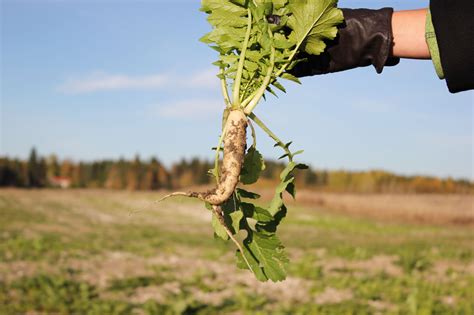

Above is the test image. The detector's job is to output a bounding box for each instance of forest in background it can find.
[0,148,472,194]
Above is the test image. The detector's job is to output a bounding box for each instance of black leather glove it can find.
[291,8,400,76]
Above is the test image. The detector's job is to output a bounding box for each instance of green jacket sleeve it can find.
[430,0,474,93]
[425,10,445,79]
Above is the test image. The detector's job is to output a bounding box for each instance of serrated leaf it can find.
[240,147,265,185]
[236,230,289,282]
[268,176,294,216]
[268,162,307,215]
[287,0,343,55]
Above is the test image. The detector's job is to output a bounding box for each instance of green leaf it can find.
[240,202,273,223]
[272,80,286,93]
[201,0,247,14]
[236,188,261,199]
[273,0,289,10]
[210,196,243,237]
[236,229,289,282]
[268,162,307,215]
[254,206,274,223]
[273,33,295,49]
[281,72,301,84]
[212,212,229,240]
[287,0,343,55]
[265,86,277,98]
[230,211,244,233]
[240,147,265,185]
[256,204,287,234]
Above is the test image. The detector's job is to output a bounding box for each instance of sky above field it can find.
[1,0,473,180]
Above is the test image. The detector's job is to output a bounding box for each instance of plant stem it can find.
[243,33,276,114]
[220,67,231,108]
[248,113,293,162]
[248,119,257,149]
[232,8,252,108]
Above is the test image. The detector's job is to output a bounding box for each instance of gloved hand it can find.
[290,8,400,76]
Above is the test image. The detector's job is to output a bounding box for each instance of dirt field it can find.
[0,189,473,314]
[296,191,474,226]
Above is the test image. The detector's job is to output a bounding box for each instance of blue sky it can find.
[1,0,472,180]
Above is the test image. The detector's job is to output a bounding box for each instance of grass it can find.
[0,189,473,314]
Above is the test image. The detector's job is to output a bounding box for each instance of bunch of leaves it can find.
[199,0,343,282]
[200,0,343,112]
[208,140,308,282]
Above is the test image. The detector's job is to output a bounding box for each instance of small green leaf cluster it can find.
[200,0,343,112]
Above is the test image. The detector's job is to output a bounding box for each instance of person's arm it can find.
[291,5,473,93]
[290,8,401,77]
[291,8,433,75]
[391,9,430,59]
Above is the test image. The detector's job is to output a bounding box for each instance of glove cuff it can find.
[340,7,400,74]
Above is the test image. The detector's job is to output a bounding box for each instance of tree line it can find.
[0,148,472,194]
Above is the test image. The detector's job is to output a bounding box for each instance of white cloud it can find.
[155,99,224,119]
[58,72,167,93]
[186,68,219,89]
[58,68,219,93]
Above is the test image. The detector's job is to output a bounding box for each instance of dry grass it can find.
[294,191,474,226]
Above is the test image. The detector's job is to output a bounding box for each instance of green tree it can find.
[27,147,41,187]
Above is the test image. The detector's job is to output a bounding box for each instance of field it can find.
[0,189,473,314]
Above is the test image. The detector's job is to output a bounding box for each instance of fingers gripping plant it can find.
[161,0,342,282]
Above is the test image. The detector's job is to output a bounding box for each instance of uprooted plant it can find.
[160,0,343,282]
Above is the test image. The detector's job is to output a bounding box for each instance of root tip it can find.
[157,192,190,202]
